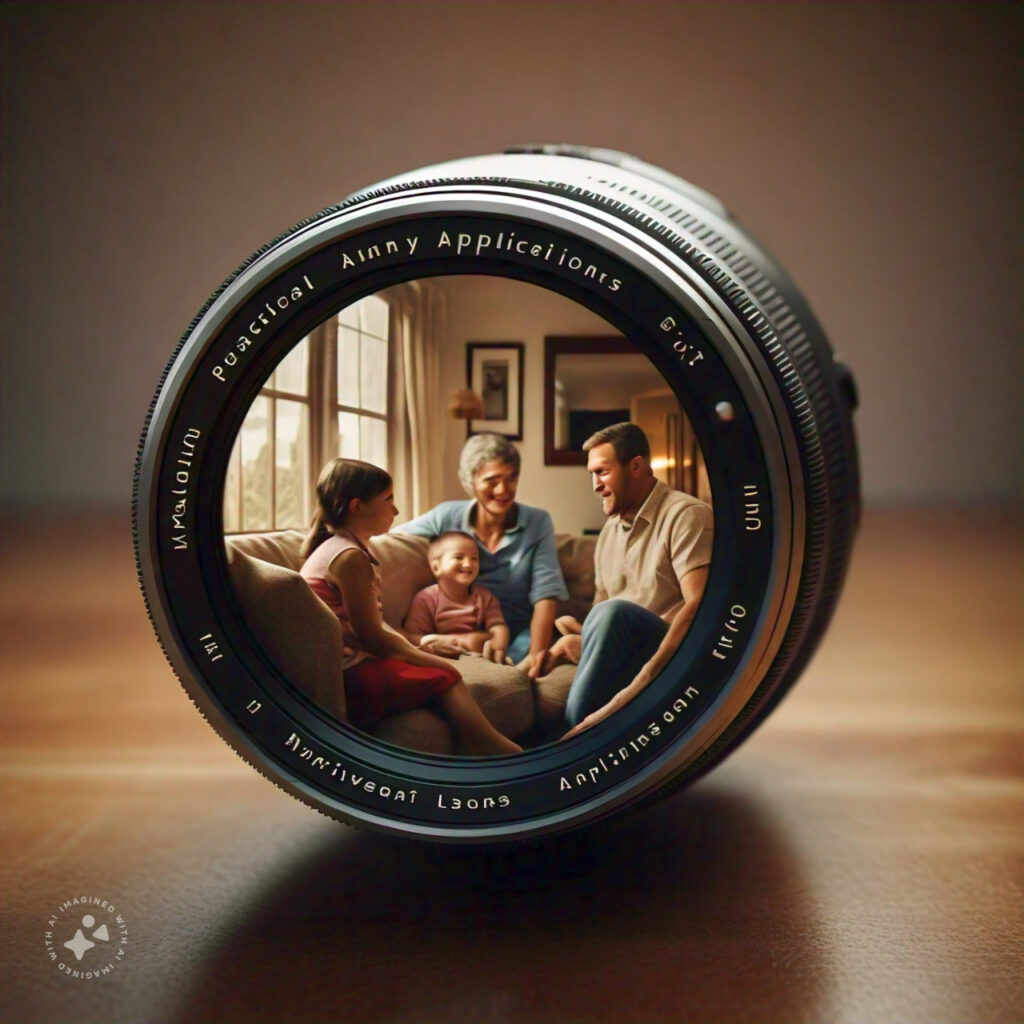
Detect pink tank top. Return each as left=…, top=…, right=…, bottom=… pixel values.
left=300, top=531, right=382, bottom=669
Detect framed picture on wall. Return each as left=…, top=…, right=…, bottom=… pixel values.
left=465, top=342, right=524, bottom=440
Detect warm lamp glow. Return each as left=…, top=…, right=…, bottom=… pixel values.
left=446, top=388, right=484, bottom=419
left=651, top=457, right=677, bottom=471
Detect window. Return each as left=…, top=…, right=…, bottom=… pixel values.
left=223, top=295, right=390, bottom=533
left=335, top=293, right=389, bottom=468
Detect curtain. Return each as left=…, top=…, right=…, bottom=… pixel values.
left=385, top=280, right=447, bottom=518
left=309, top=318, right=335, bottom=485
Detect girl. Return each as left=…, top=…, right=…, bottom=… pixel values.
left=299, top=458, right=521, bottom=756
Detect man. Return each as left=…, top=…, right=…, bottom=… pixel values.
left=550, top=422, right=713, bottom=737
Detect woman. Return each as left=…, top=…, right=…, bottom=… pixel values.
left=299, top=457, right=521, bottom=756
left=396, top=434, right=568, bottom=679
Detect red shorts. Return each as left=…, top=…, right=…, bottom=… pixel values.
left=344, top=657, right=460, bottom=729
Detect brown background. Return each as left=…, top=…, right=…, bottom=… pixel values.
left=1, top=4, right=1021, bottom=1023
left=0, top=0, right=1019, bottom=509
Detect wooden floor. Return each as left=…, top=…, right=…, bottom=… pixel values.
left=1, top=507, right=1021, bottom=1024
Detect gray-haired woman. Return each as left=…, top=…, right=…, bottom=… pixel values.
left=395, top=434, right=568, bottom=679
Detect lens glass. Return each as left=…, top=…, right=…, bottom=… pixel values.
left=222, top=274, right=712, bottom=757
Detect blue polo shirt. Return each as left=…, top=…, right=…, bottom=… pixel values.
left=395, top=501, right=568, bottom=635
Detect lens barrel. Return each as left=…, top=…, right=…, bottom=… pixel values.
left=134, top=147, right=859, bottom=842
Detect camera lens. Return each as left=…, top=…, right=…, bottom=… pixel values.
left=134, top=146, right=859, bottom=842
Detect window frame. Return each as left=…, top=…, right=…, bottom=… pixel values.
left=224, top=296, right=391, bottom=535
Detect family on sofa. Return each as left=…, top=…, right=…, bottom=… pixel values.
left=226, top=423, right=712, bottom=755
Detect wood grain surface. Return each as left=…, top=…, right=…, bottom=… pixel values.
left=1, top=507, right=1020, bottom=1024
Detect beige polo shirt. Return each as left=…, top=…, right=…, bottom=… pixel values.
left=594, top=480, right=713, bottom=623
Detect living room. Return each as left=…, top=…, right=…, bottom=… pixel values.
left=224, top=273, right=710, bottom=542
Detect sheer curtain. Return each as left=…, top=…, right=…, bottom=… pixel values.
left=385, top=280, right=447, bottom=519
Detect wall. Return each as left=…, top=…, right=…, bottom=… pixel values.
left=1, top=2, right=1019, bottom=509
left=436, top=277, right=613, bottom=536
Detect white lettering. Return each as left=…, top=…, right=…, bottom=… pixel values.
left=437, top=791, right=510, bottom=811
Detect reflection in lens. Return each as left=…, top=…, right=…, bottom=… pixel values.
left=224, top=276, right=712, bottom=756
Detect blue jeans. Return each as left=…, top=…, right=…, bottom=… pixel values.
left=565, top=600, right=668, bottom=727
left=508, top=627, right=532, bottom=663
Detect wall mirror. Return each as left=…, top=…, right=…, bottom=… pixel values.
left=543, top=335, right=710, bottom=501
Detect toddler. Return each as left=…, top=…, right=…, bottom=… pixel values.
left=404, top=532, right=511, bottom=663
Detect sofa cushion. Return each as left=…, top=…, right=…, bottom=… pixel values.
left=371, top=709, right=453, bottom=755
left=368, top=532, right=434, bottom=629
left=373, top=656, right=534, bottom=750
left=534, top=663, right=577, bottom=723
left=228, top=530, right=305, bottom=572
left=227, top=528, right=598, bottom=627
left=554, top=533, right=597, bottom=621
left=225, top=546, right=348, bottom=722
left=456, top=655, right=534, bottom=739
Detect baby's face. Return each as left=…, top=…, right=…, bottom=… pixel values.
left=431, top=537, right=480, bottom=587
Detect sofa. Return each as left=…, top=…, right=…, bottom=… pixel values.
left=225, top=529, right=596, bottom=753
